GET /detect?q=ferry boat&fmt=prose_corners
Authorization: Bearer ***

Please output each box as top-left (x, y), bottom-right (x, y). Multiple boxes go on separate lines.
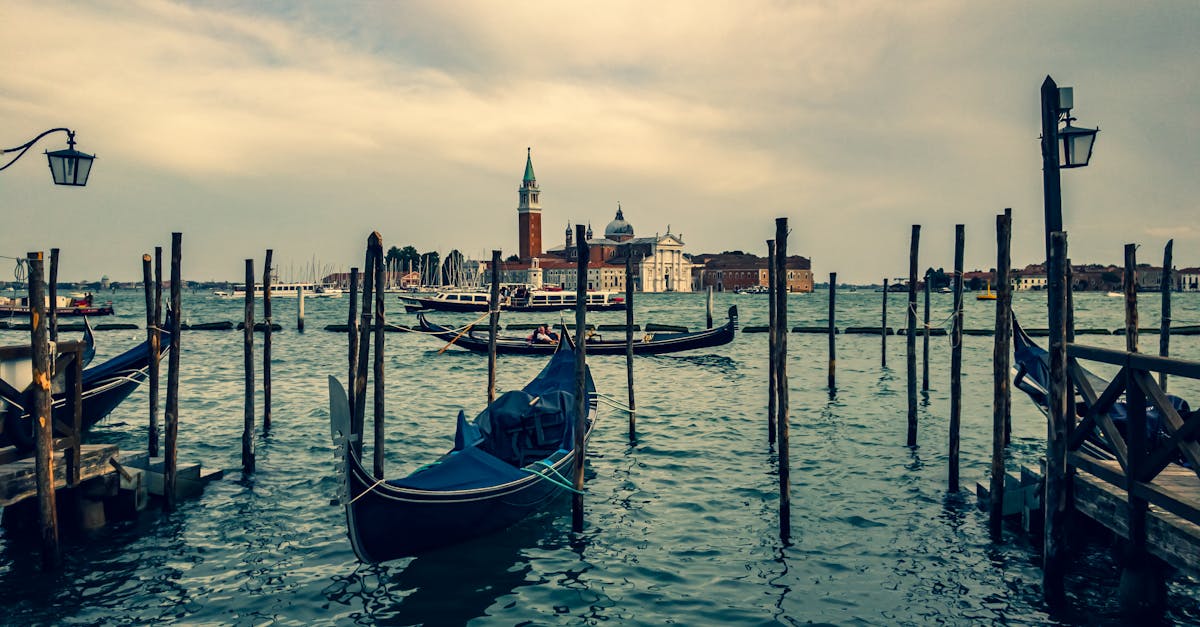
top-left (232, 282), bottom-right (344, 298)
top-left (400, 287), bottom-right (626, 313)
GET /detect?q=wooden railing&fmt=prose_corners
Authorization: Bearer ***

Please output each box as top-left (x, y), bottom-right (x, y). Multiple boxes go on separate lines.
top-left (1066, 343), bottom-right (1200, 526)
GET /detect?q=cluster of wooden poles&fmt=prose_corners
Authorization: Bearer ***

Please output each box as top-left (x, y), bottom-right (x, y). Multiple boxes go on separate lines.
top-left (21, 234), bottom-right (184, 571)
top-left (240, 249), bottom-right (281, 473)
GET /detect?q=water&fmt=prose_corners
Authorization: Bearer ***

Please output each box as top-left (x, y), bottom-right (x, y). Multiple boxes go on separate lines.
top-left (1, 288), bottom-right (1199, 625)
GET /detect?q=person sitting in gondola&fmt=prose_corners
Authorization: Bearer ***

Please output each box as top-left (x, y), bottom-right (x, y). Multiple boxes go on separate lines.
top-left (528, 324), bottom-right (559, 344)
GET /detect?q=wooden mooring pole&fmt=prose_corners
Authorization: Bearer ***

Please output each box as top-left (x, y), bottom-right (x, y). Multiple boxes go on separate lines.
top-left (371, 234), bottom-right (386, 480)
top-left (828, 272), bottom-right (836, 391)
top-left (1118, 242), bottom-right (1166, 614)
top-left (243, 259), bottom-right (255, 473)
top-left (907, 225), bottom-right (920, 447)
top-left (347, 268), bottom-right (360, 454)
top-left (154, 246), bottom-right (163, 455)
top-left (142, 254), bottom-right (160, 458)
top-left (297, 284), bottom-right (305, 332)
top-left (625, 251), bottom-right (636, 440)
top-left (922, 269), bottom-right (930, 392)
top-left (767, 240), bottom-right (777, 446)
top-left (1160, 240), bottom-right (1173, 391)
top-left (572, 225), bottom-right (588, 533)
top-left (1043, 230), bottom-right (1069, 605)
top-left (775, 218), bottom-right (791, 541)
top-left (949, 225), bottom-right (964, 491)
top-left (164, 233), bottom-right (182, 512)
top-left (48, 248), bottom-right (59, 342)
top-left (488, 250), bottom-right (500, 404)
top-left (881, 278), bottom-right (888, 368)
top-left (353, 240), bottom-right (376, 453)
top-left (262, 249), bottom-right (273, 433)
top-left (989, 209), bottom-right (1012, 537)
top-left (706, 286), bottom-right (714, 329)
top-left (27, 252), bottom-right (59, 570)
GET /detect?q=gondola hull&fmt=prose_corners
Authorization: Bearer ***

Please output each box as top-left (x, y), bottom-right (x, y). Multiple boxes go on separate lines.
top-left (1, 325), bottom-right (170, 450)
top-left (416, 305), bottom-right (738, 356)
top-left (329, 339), bottom-right (598, 562)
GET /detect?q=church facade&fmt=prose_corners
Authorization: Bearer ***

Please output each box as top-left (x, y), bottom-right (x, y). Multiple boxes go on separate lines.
top-left (499, 150), bottom-right (692, 293)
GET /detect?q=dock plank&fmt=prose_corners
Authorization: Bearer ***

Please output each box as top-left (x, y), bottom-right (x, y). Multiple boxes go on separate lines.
top-left (0, 444), bottom-right (119, 507)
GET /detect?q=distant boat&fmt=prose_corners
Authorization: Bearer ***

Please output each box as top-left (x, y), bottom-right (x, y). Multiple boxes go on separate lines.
top-left (232, 282), bottom-right (343, 298)
top-left (938, 287), bottom-right (952, 294)
top-left (977, 280), bottom-right (997, 301)
top-left (1106, 291), bottom-right (1123, 297)
top-left (400, 288), bottom-right (626, 313)
top-left (0, 292), bottom-right (114, 317)
top-left (734, 285), bottom-right (769, 294)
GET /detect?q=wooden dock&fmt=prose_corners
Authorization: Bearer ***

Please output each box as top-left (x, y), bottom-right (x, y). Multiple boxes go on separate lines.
top-left (0, 444), bottom-right (119, 507)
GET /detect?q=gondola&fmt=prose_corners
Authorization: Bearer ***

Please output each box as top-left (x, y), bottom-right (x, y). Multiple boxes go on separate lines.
top-left (1012, 314), bottom-right (1190, 447)
top-left (0, 319), bottom-right (171, 450)
top-left (415, 305), bottom-right (738, 356)
top-left (328, 334), bottom-right (598, 562)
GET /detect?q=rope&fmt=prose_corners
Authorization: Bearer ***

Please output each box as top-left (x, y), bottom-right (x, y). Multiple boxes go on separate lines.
top-left (520, 458), bottom-right (584, 494)
top-left (348, 477), bottom-right (388, 504)
top-left (435, 310), bottom-right (495, 353)
top-left (907, 301), bottom-right (962, 330)
top-left (593, 393), bottom-right (635, 413)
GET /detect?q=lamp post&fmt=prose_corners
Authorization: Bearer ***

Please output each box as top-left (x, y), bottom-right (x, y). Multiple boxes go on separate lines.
top-left (1, 128), bottom-right (95, 186)
top-left (1039, 75), bottom-right (1098, 607)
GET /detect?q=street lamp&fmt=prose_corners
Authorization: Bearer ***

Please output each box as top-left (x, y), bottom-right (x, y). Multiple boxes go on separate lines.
top-left (1, 128), bottom-right (95, 186)
top-left (1040, 77), bottom-right (1098, 246)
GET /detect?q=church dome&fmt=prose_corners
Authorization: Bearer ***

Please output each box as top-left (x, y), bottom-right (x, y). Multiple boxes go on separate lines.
top-left (604, 206), bottom-right (634, 241)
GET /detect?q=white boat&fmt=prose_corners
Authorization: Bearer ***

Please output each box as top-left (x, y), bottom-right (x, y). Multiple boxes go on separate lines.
top-left (233, 282), bottom-right (344, 298)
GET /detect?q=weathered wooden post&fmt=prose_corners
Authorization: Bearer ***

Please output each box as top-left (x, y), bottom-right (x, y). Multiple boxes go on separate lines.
top-left (828, 272), bottom-right (836, 391)
top-left (48, 248), bottom-right (59, 342)
top-left (907, 225), bottom-right (920, 447)
top-left (572, 225), bottom-right (588, 533)
top-left (767, 240), bottom-right (777, 446)
top-left (625, 250), bottom-right (636, 440)
top-left (488, 250), bottom-right (501, 404)
top-left (262, 249), bottom-right (273, 433)
top-left (242, 259), bottom-right (255, 473)
top-left (1118, 242), bottom-right (1164, 615)
top-left (1160, 240), bottom-right (1173, 391)
top-left (775, 217), bottom-right (791, 541)
top-left (142, 254), bottom-right (160, 458)
top-left (151, 246), bottom-right (163, 456)
top-left (371, 234), bottom-right (386, 480)
top-left (949, 225), bottom-right (964, 491)
top-left (923, 269), bottom-right (931, 392)
top-left (26, 252), bottom-right (59, 570)
top-left (1043, 230), bottom-right (1069, 604)
top-left (881, 278), bottom-right (888, 368)
top-left (706, 286), bottom-right (714, 329)
top-left (347, 268), bottom-right (360, 447)
top-left (297, 284), bottom-right (305, 332)
top-left (353, 239), bottom-right (376, 448)
top-left (989, 209), bottom-right (1012, 537)
top-left (163, 232), bottom-right (183, 512)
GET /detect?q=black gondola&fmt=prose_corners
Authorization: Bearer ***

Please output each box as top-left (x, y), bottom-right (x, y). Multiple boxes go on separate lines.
top-left (416, 305), bottom-right (738, 355)
top-left (328, 334), bottom-right (597, 562)
top-left (0, 319), bottom-right (171, 450)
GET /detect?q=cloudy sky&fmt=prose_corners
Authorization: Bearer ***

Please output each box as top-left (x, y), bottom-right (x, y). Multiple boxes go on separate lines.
top-left (2, 1), bottom-right (1197, 283)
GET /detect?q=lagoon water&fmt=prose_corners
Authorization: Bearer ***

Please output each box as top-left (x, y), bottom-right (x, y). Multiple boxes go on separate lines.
top-left (1, 288), bottom-right (1200, 625)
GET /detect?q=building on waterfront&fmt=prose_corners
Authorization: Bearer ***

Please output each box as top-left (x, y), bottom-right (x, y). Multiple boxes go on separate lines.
top-left (494, 149), bottom-right (693, 292)
top-left (690, 252), bottom-right (813, 293)
top-left (1178, 267), bottom-right (1200, 291)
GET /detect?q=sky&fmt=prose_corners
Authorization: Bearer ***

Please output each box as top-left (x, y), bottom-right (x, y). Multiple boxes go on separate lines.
top-left (1, 1), bottom-right (1198, 284)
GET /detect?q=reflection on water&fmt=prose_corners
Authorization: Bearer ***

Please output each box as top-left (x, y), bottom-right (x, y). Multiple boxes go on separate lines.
top-left (0, 290), bottom-right (1197, 623)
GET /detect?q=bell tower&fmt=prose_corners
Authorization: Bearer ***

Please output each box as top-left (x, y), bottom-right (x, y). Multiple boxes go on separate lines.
top-left (517, 147), bottom-right (542, 261)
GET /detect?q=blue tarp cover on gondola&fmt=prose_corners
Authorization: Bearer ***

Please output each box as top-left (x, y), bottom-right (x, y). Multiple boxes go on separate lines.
top-left (389, 346), bottom-right (583, 492)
